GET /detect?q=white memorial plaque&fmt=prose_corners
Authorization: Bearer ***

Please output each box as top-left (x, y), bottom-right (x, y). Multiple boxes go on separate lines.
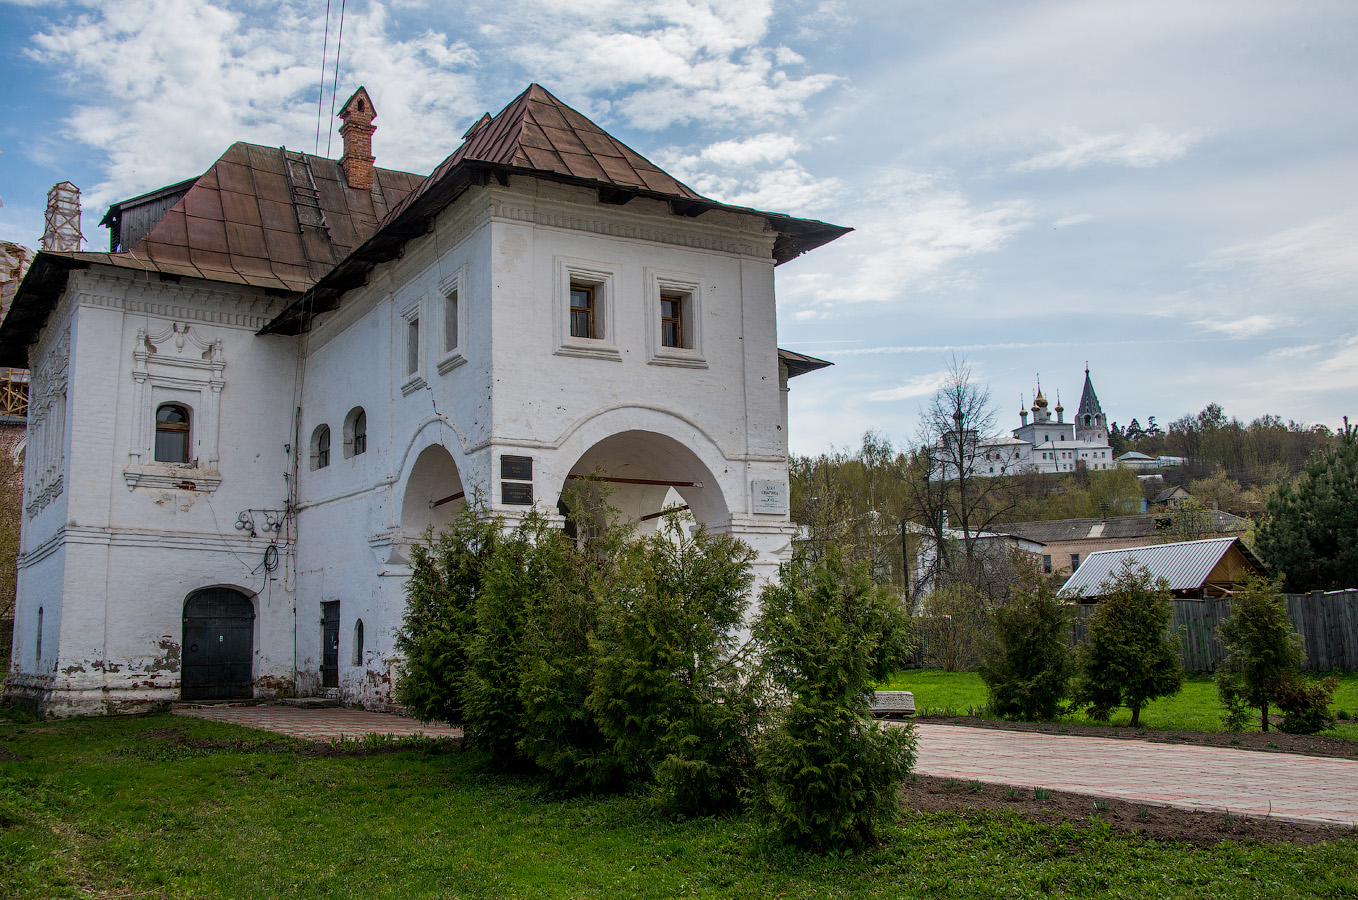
top-left (751, 479), bottom-right (788, 514)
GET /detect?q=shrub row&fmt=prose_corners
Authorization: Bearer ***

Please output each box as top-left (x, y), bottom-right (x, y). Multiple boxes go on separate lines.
top-left (396, 496), bottom-right (917, 850)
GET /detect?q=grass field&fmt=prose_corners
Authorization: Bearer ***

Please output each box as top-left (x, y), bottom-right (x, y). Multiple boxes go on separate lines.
top-left (2, 712), bottom-right (1357, 899)
top-left (878, 670), bottom-right (1358, 739)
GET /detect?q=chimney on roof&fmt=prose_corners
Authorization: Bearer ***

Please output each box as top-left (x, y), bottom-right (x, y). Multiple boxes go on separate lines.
top-left (42, 181), bottom-right (82, 252)
top-left (338, 86), bottom-right (376, 191)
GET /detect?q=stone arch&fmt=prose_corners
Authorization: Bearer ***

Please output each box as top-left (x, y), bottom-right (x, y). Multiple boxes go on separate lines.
top-left (399, 443), bottom-right (467, 536)
top-left (548, 409), bottom-right (734, 534)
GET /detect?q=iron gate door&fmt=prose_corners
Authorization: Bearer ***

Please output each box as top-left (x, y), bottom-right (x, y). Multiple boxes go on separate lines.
top-left (182, 588), bottom-right (255, 700)
top-left (321, 601), bottom-right (340, 688)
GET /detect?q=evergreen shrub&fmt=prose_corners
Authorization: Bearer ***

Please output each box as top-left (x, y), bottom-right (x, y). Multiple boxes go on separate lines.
top-left (1214, 574), bottom-right (1304, 732)
top-left (978, 562), bottom-right (1072, 721)
top-left (1072, 560), bottom-right (1184, 727)
top-left (1274, 676), bottom-right (1337, 735)
top-left (753, 550), bottom-right (917, 850)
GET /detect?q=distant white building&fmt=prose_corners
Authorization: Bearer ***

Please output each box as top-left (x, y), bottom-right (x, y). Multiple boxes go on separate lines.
top-left (944, 369), bottom-right (1116, 479)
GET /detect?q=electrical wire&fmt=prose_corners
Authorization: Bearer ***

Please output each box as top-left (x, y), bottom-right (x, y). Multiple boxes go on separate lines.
top-left (313, 0), bottom-right (333, 155)
top-left (324, 0), bottom-right (349, 158)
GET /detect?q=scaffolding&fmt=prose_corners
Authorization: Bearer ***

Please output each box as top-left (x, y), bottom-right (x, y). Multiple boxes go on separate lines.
top-left (42, 181), bottom-right (82, 252)
top-left (0, 241), bottom-right (34, 421)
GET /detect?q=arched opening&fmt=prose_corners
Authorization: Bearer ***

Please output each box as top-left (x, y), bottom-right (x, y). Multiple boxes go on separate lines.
top-left (35, 606), bottom-right (42, 662)
top-left (344, 407), bottom-right (367, 457)
top-left (558, 430), bottom-right (727, 537)
top-left (353, 619), bottom-right (365, 666)
top-left (400, 444), bottom-right (467, 536)
top-left (155, 403), bottom-right (191, 463)
top-left (182, 588), bottom-right (255, 700)
top-left (311, 424), bottom-right (331, 470)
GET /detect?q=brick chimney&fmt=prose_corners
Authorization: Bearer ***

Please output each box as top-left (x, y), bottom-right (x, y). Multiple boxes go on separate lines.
top-left (42, 181), bottom-right (82, 252)
top-left (338, 87), bottom-right (376, 191)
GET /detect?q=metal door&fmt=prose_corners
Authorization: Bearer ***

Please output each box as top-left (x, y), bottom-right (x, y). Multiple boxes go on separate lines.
top-left (182, 588), bottom-right (254, 700)
top-left (321, 601), bottom-right (340, 688)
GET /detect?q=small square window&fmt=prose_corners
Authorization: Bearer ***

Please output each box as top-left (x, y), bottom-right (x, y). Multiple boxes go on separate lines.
top-left (570, 284), bottom-right (595, 339)
top-left (444, 290), bottom-right (458, 353)
top-left (660, 293), bottom-right (684, 348)
top-left (406, 317), bottom-right (420, 376)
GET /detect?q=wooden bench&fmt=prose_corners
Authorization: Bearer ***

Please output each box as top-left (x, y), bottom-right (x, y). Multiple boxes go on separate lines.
top-left (870, 690), bottom-right (916, 718)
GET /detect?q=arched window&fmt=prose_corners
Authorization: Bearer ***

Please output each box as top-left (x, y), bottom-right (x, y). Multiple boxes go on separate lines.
top-left (311, 425), bottom-right (331, 470)
top-left (353, 619), bottom-right (365, 666)
top-left (344, 407), bottom-right (367, 457)
top-left (36, 606), bottom-right (43, 661)
top-left (155, 403), bottom-right (191, 463)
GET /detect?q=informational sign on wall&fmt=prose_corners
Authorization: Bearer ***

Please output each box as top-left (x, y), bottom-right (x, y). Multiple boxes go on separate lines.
top-left (751, 479), bottom-right (788, 515)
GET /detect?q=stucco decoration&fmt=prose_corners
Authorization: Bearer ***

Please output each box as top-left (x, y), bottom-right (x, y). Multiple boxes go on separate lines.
top-left (124, 321), bottom-right (226, 492)
top-left (25, 326), bottom-right (69, 517)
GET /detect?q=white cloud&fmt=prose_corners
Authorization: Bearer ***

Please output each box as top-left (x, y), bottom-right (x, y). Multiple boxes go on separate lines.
top-left (497, 0), bottom-right (839, 130)
top-left (780, 169), bottom-right (1031, 313)
top-left (1192, 314), bottom-right (1289, 338)
top-left (27, 1), bottom-right (479, 217)
top-left (865, 370), bottom-right (950, 402)
top-left (1205, 210), bottom-right (1358, 290)
top-left (1011, 126), bottom-right (1201, 173)
top-left (656, 133), bottom-right (839, 213)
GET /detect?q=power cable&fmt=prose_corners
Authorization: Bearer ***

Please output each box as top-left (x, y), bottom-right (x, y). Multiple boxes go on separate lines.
top-left (324, 0), bottom-right (349, 158)
top-left (314, 0), bottom-right (333, 155)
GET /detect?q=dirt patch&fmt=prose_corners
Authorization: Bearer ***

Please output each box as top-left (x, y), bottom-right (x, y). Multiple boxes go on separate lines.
top-left (137, 725), bottom-right (461, 759)
top-left (0, 743), bottom-right (25, 761)
top-left (910, 715), bottom-right (1358, 760)
top-left (902, 774), bottom-right (1357, 846)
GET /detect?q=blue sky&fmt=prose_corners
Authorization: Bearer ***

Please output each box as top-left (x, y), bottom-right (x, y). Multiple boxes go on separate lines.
top-left (1, 0), bottom-right (1355, 455)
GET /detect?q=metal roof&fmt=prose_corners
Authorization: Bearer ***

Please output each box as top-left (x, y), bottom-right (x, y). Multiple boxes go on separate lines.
top-left (992, 511), bottom-right (1247, 545)
top-left (1059, 537), bottom-right (1246, 598)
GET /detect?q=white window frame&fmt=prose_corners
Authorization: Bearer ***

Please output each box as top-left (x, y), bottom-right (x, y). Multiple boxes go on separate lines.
top-left (554, 257), bottom-right (620, 361)
top-left (645, 268), bottom-right (706, 368)
top-left (124, 322), bottom-right (224, 492)
top-left (400, 299), bottom-right (426, 395)
top-left (437, 265), bottom-right (469, 375)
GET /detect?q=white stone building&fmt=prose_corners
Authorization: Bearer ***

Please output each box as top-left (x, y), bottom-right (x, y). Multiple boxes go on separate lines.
top-left (966, 370), bottom-right (1116, 478)
top-left (0, 85), bottom-right (844, 716)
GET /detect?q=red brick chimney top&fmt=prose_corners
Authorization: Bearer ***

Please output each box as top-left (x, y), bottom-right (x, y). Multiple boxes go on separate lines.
top-left (338, 86), bottom-right (376, 191)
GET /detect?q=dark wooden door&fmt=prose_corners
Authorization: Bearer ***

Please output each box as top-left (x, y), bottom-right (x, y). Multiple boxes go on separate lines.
top-left (182, 588), bottom-right (254, 700)
top-left (321, 601), bottom-right (340, 688)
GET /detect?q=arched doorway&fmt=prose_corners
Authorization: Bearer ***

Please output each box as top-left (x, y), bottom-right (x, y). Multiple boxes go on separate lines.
top-left (558, 430), bottom-right (728, 535)
top-left (181, 587), bottom-right (255, 700)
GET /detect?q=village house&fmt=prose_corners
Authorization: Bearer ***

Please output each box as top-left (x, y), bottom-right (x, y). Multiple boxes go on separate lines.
top-left (0, 85), bottom-right (845, 717)
top-left (1059, 536), bottom-right (1265, 601)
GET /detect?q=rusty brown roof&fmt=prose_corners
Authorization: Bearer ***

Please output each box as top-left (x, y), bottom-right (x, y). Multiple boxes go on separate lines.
top-left (0, 144), bottom-right (423, 365)
top-left (262, 84), bottom-right (851, 335)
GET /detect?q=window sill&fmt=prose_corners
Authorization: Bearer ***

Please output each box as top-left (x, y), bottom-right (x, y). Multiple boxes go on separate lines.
top-left (400, 374), bottom-right (427, 396)
top-left (647, 348), bottom-right (707, 369)
top-left (554, 340), bottom-right (621, 362)
top-left (124, 465), bottom-right (221, 492)
top-left (436, 352), bottom-right (467, 375)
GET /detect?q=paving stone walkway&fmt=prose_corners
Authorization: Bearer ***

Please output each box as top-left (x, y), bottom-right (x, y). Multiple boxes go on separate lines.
top-left (172, 705), bottom-right (462, 740)
top-left (912, 722), bottom-right (1358, 828)
top-left (170, 706), bottom-right (1358, 827)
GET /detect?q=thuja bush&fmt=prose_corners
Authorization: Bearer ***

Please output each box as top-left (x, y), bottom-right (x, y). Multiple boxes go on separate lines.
top-left (395, 505), bottom-right (500, 725)
top-left (753, 550), bottom-right (917, 851)
top-left (978, 562), bottom-right (1072, 721)
top-left (1275, 676), bottom-right (1338, 735)
top-left (589, 516), bottom-right (759, 815)
top-left (1214, 574), bottom-right (1304, 732)
top-left (1072, 560), bottom-right (1184, 728)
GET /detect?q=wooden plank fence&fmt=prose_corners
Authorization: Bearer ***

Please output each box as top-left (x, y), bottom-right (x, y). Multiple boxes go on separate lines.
top-left (1068, 591), bottom-right (1358, 672)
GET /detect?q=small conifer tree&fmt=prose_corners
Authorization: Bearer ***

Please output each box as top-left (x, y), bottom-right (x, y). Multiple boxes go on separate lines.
top-left (1073, 559), bottom-right (1184, 727)
top-left (1214, 574), bottom-right (1303, 732)
top-left (978, 560), bottom-right (1072, 721)
top-left (753, 550), bottom-right (917, 850)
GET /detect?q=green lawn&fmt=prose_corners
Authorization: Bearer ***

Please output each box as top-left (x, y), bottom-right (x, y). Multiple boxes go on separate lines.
top-left (880, 669), bottom-right (1358, 739)
top-left (1, 712), bottom-right (1356, 899)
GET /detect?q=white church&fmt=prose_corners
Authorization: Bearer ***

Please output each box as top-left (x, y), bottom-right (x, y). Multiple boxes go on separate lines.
top-left (0, 85), bottom-right (845, 717)
top-left (968, 371), bottom-right (1116, 478)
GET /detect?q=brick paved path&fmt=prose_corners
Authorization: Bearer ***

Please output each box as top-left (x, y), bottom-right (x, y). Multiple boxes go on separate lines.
top-left (172, 705), bottom-right (462, 740)
top-left (913, 723), bottom-right (1358, 827)
top-left (170, 707), bottom-right (1358, 827)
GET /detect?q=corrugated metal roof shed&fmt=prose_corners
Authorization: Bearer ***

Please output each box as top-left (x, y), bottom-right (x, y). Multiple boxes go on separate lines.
top-left (1060, 537), bottom-right (1244, 599)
